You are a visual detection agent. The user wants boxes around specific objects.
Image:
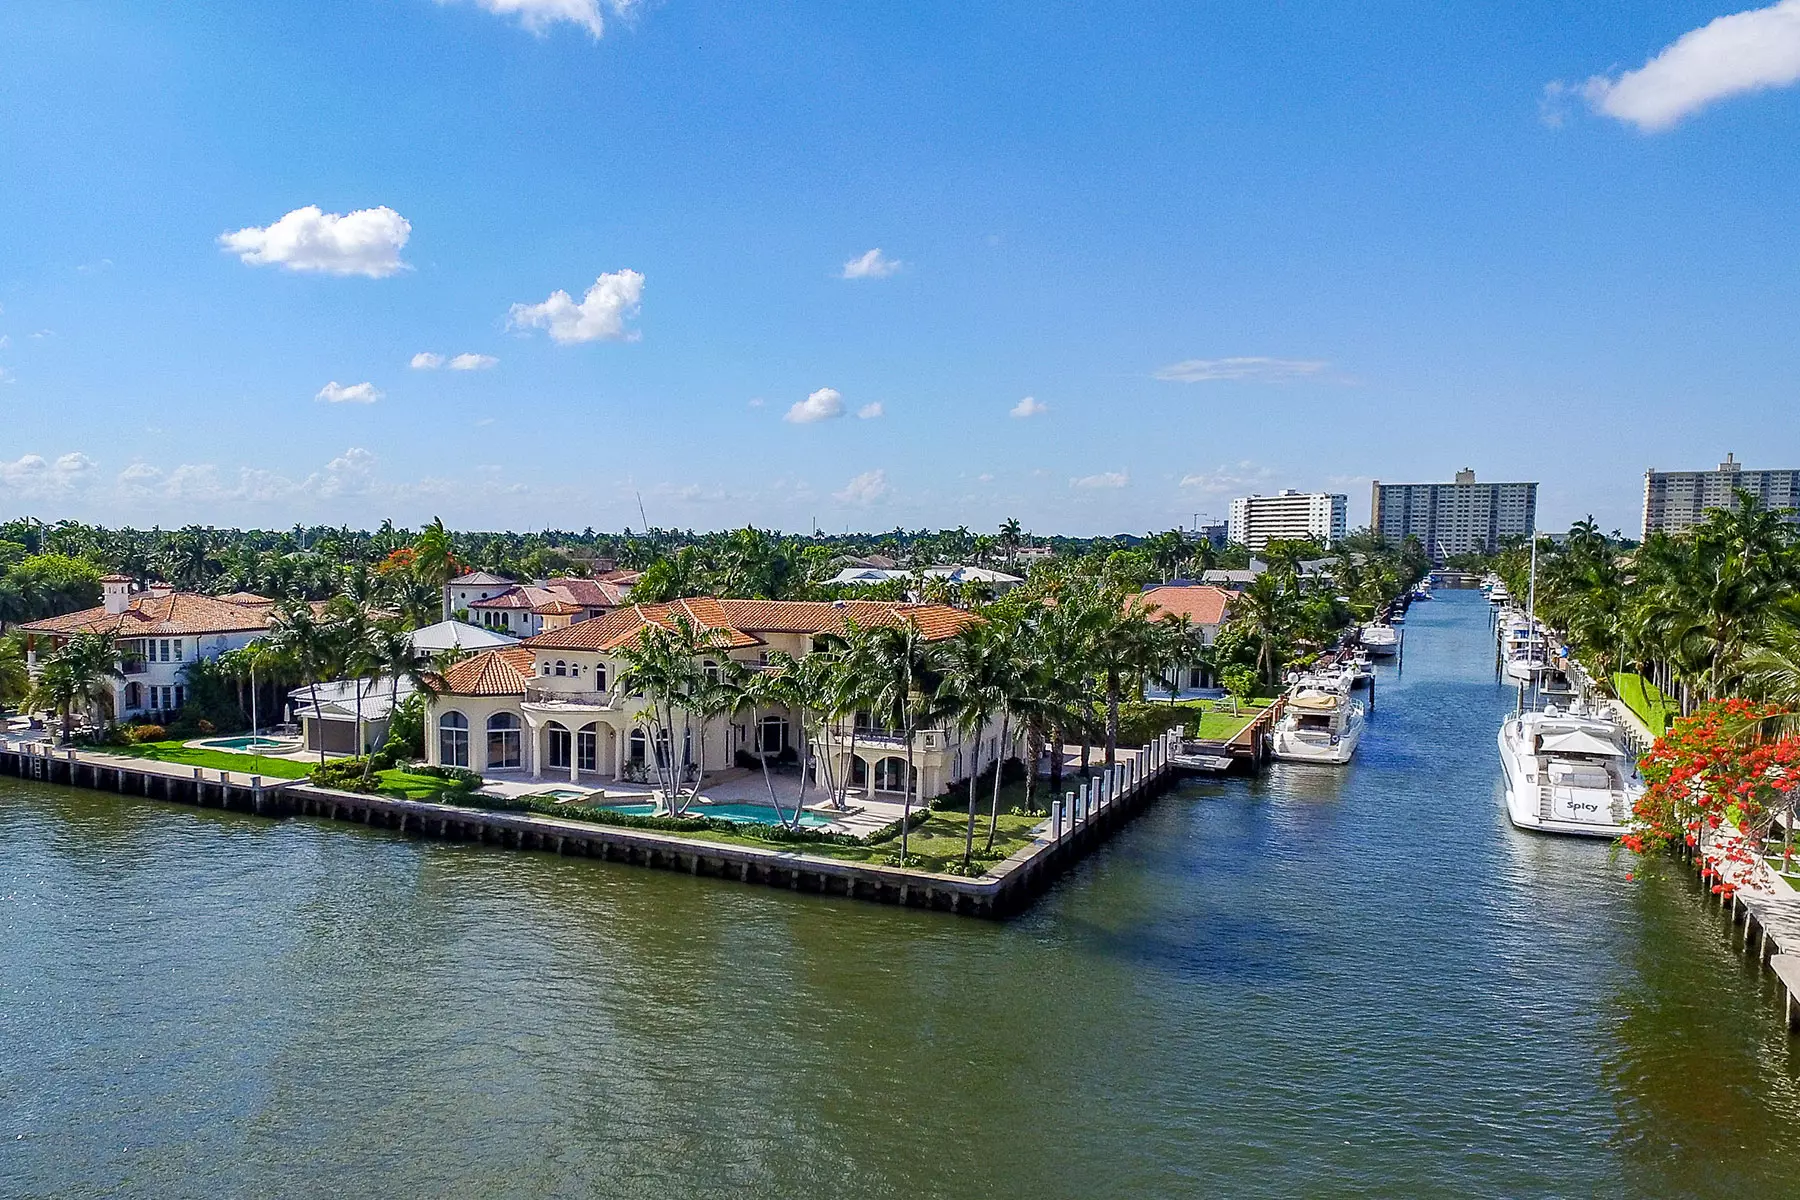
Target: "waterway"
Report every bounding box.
[5,591,1800,1198]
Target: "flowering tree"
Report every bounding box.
[1628,700,1800,890]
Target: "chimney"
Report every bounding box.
[101,575,133,616]
[146,581,174,599]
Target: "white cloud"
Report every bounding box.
[315,381,383,405]
[1010,395,1047,418]
[841,248,902,279]
[448,352,499,370]
[449,0,631,38]
[785,387,845,424]
[1153,357,1328,383]
[0,452,96,499]
[977,472,995,483]
[219,206,411,278]
[1072,471,1129,490]
[747,397,765,408]
[411,352,446,370]
[856,401,885,420]
[508,268,644,344]
[309,447,378,498]
[1576,0,1800,131]
[1179,460,1277,494]
[834,468,890,504]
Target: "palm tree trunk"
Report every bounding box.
[1105,670,1120,768]
[986,711,1010,852]
[900,727,917,861]
[962,731,980,871]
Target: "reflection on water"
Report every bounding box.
[4,592,1800,1198]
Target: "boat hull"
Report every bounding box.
[1496,721,1634,838]
[1273,709,1365,764]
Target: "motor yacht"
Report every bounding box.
[1271,680,1366,764]
[1361,623,1400,657]
[1497,704,1641,837]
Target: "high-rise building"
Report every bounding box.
[1227,490,1348,550]
[1370,469,1537,561]
[1642,454,1800,538]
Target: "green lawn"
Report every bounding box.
[1119,698,1268,745]
[1612,673,1679,734]
[375,768,467,799]
[97,739,316,779]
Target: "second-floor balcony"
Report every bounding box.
[821,723,953,753]
[121,659,151,677]
[523,680,623,710]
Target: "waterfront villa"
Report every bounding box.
[1132,584,1235,695]
[424,597,1019,800]
[824,564,1025,597]
[18,577,280,723]
[443,571,636,637]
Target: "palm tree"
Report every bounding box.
[0,634,29,711]
[361,620,434,784]
[411,518,460,590]
[1232,571,1297,685]
[866,619,948,862]
[29,632,123,742]
[269,600,341,764]
[942,622,1009,871]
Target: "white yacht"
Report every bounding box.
[1272,682,1366,764]
[1361,623,1400,657]
[1488,583,1511,606]
[1497,704,1641,837]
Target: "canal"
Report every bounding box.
[4,590,1800,1197]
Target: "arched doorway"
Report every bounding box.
[546,720,571,771]
[873,756,913,794]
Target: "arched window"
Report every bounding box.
[439,711,469,767]
[595,665,608,692]
[554,660,567,677]
[577,723,599,772]
[546,720,571,769]
[629,729,647,766]
[487,711,522,769]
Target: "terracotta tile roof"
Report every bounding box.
[468,579,627,612]
[19,592,282,639]
[546,577,629,607]
[1132,585,1234,627]
[469,589,539,610]
[436,646,536,696]
[520,597,977,653]
[215,591,274,605]
[530,600,584,616]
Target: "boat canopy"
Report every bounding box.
[1538,728,1621,757]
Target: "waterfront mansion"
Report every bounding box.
[18,576,280,723]
[426,597,1020,801]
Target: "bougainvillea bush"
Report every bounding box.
[1629,699,1800,864]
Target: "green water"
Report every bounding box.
[5,591,1800,1197]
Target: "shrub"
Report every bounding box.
[309,757,381,793]
[128,724,167,744]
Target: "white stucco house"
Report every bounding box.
[422,597,1020,801]
[19,577,281,724]
[443,571,637,637]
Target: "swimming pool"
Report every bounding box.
[193,735,301,753]
[599,801,835,828]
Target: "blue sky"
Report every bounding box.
[2,0,1798,537]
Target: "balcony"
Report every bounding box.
[523,680,620,711]
[121,659,150,677]
[823,724,952,753]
